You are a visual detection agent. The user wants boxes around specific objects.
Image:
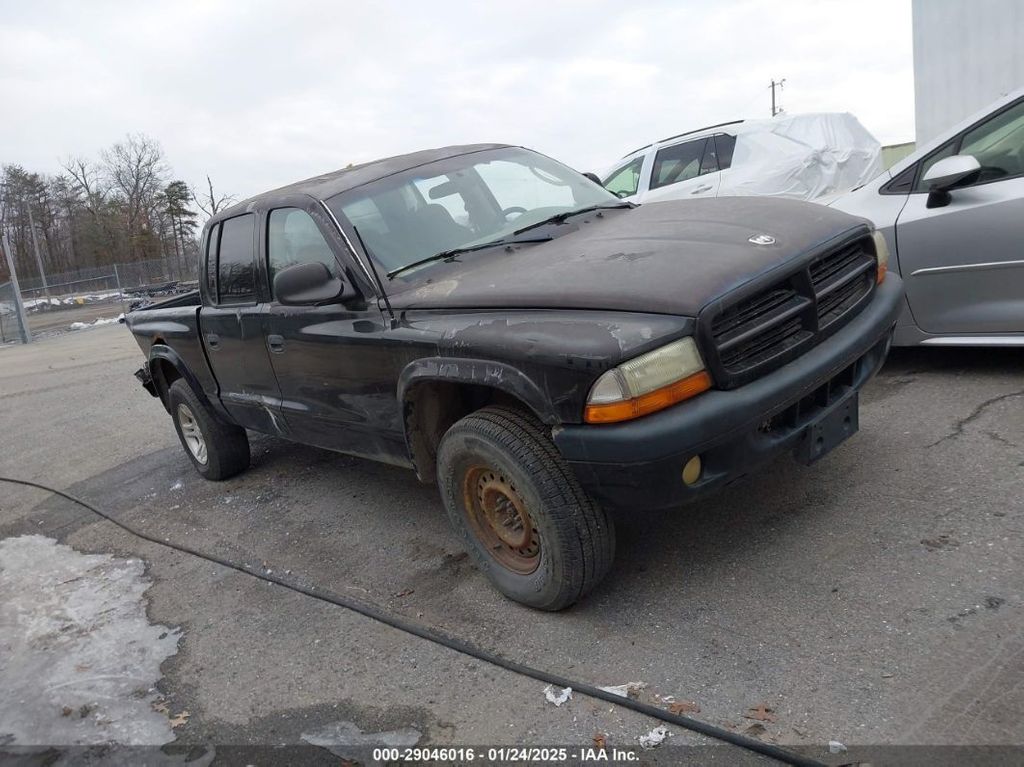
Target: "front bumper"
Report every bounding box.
[553,275,904,510]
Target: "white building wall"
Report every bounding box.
[912,0,1024,144]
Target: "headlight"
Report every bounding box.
[871,230,889,284]
[584,336,712,424]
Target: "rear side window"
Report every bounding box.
[217,214,256,303]
[205,223,220,299]
[699,140,719,174]
[714,134,736,170]
[267,208,341,296]
[651,138,707,189]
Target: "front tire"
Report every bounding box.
[168,379,250,481]
[436,406,615,610]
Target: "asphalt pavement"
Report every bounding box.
[1,324,1021,762]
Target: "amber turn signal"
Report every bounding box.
[584,370,712,424]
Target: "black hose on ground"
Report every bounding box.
[1,475,825,767]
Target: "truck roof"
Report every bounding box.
[216,143,511,220]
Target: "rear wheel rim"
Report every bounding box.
[177,404,208,465]
[462,464,540,575]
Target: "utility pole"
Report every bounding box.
[25,200,50,299]
[770,78,786,117]
[1,227,32,344]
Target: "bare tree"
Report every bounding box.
[101,134,169,260]
[192,175,235,218]
[62,156,106,214]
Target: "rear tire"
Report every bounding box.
[436,406,615,610]
[168,379,250,481]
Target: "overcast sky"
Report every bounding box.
[1,0,914,201]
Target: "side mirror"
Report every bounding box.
[273,262,351,306]
[581,171,603,185]
[923,154,981,208]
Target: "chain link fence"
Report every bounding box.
[2,257,198,343]
[19,257,198,303]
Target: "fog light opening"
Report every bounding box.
[682,455,702,486]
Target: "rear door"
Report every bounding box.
[641,136,721,202]
[894,97,1024,334]
[201,212,283,433]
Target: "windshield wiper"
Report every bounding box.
[512,201,635,236]
[386,233,552,280]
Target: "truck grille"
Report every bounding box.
[703,234,876,388]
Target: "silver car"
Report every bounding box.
[831,87,1024,346]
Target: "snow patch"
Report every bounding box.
[70,314,124,330]
[0,535,181,745]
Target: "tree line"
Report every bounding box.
[0,134,234,288]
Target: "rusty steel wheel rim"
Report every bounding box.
[462,465,540,575]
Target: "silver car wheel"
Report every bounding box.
[177,404,208,465]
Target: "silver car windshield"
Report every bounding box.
[326,147,616,277]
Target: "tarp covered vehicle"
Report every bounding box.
[601,113,883,204]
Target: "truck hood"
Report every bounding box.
[386,197,868,316]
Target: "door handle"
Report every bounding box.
[205,333,220,350]
[691,185,713,194]
[267,334,285,353]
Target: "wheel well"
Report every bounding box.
[151,357,183,412]
[404,381,534,485]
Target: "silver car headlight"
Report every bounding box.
[584,336,711,424]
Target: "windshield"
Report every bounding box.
[326,147,616,277]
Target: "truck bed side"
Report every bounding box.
[125,299,221,415]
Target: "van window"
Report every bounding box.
[714,134,736,170]
[651,138,708,190]
[602,156,644,197]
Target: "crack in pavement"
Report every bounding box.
[927,389,1024,448]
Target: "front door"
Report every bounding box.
[895,97,1024,335]
[259,204,409,465]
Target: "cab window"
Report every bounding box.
[205,222,220,300]
[267,208,341,297]
[217,214,256,303]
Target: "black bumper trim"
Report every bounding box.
[553,275,903,510]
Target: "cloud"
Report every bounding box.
[0,0,913,201]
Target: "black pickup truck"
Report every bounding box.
[127,144,903,610]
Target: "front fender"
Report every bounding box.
[397,356,558,425]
